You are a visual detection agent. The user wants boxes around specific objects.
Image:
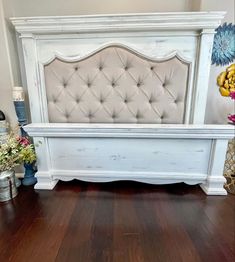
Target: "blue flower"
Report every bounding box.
[212,23,235,66]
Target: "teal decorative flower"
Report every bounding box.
[212,23,235,66]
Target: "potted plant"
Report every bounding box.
[0,132,37,201]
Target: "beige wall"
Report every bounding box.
[0,0,17,127]
[200,0,235,124]
[0,0,234,126]
[9,0,192,16]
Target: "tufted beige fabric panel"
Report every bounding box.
[44,46,189,123]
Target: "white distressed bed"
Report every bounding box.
[11,12,234,195]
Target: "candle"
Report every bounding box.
[13,86,25,101]
[12,87,27,125]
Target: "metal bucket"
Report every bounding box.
[0,170,18,202]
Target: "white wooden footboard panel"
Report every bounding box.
[24,124,234,195]
[48,138,211,173]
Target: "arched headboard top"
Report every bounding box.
[44,45,189,124]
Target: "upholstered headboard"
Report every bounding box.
[44,45,189,124]
[11,13,225,124]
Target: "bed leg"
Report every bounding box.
[200,139,228,195]
[34,172,58,190]
[200,177,227,195]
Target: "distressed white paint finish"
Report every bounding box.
[37,35,197,63]
[10,12,225,34]
[191,30,215,124]
[24,124,235,194]
[20,36,42,123]
[25,123,234,139]
[200,139,229,195]
[48,138,211,173]
[33,137,58,189]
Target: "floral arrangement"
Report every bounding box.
[212,23,235,66]
[0,132,37,172]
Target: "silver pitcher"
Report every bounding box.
[0,170,18,202]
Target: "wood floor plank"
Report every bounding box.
[166,189,234,262]
[0,186,78,262]
[113,187,145,262]
[0,181,234,262]
[55,184,98,262]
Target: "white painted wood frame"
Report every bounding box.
[24,123,234,195]
[11,12,235,194]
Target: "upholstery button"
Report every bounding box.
[88,113,93,118]
[63,83,67,88]
[100,98,104,104]
[124,99,128,103]
[112,113,116,119]
[162,83,165,87]
[112,82,116,87]
[150,66,154,70]
[53,99,57,103]
[99,66,103,71]
[74,66,78,71]
[137,83,141,87]
[76,98,80,103]
[87,83,91,88]
[124,66,128,71]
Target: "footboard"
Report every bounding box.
[24,124,234,195]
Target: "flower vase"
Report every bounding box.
[15,175,21,187]
[0,170,18,202]
[22,162,37,186]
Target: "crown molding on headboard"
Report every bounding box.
[11,12,225,35]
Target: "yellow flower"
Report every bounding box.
[217,64,235,97]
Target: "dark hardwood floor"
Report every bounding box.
[0,181,234,262]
